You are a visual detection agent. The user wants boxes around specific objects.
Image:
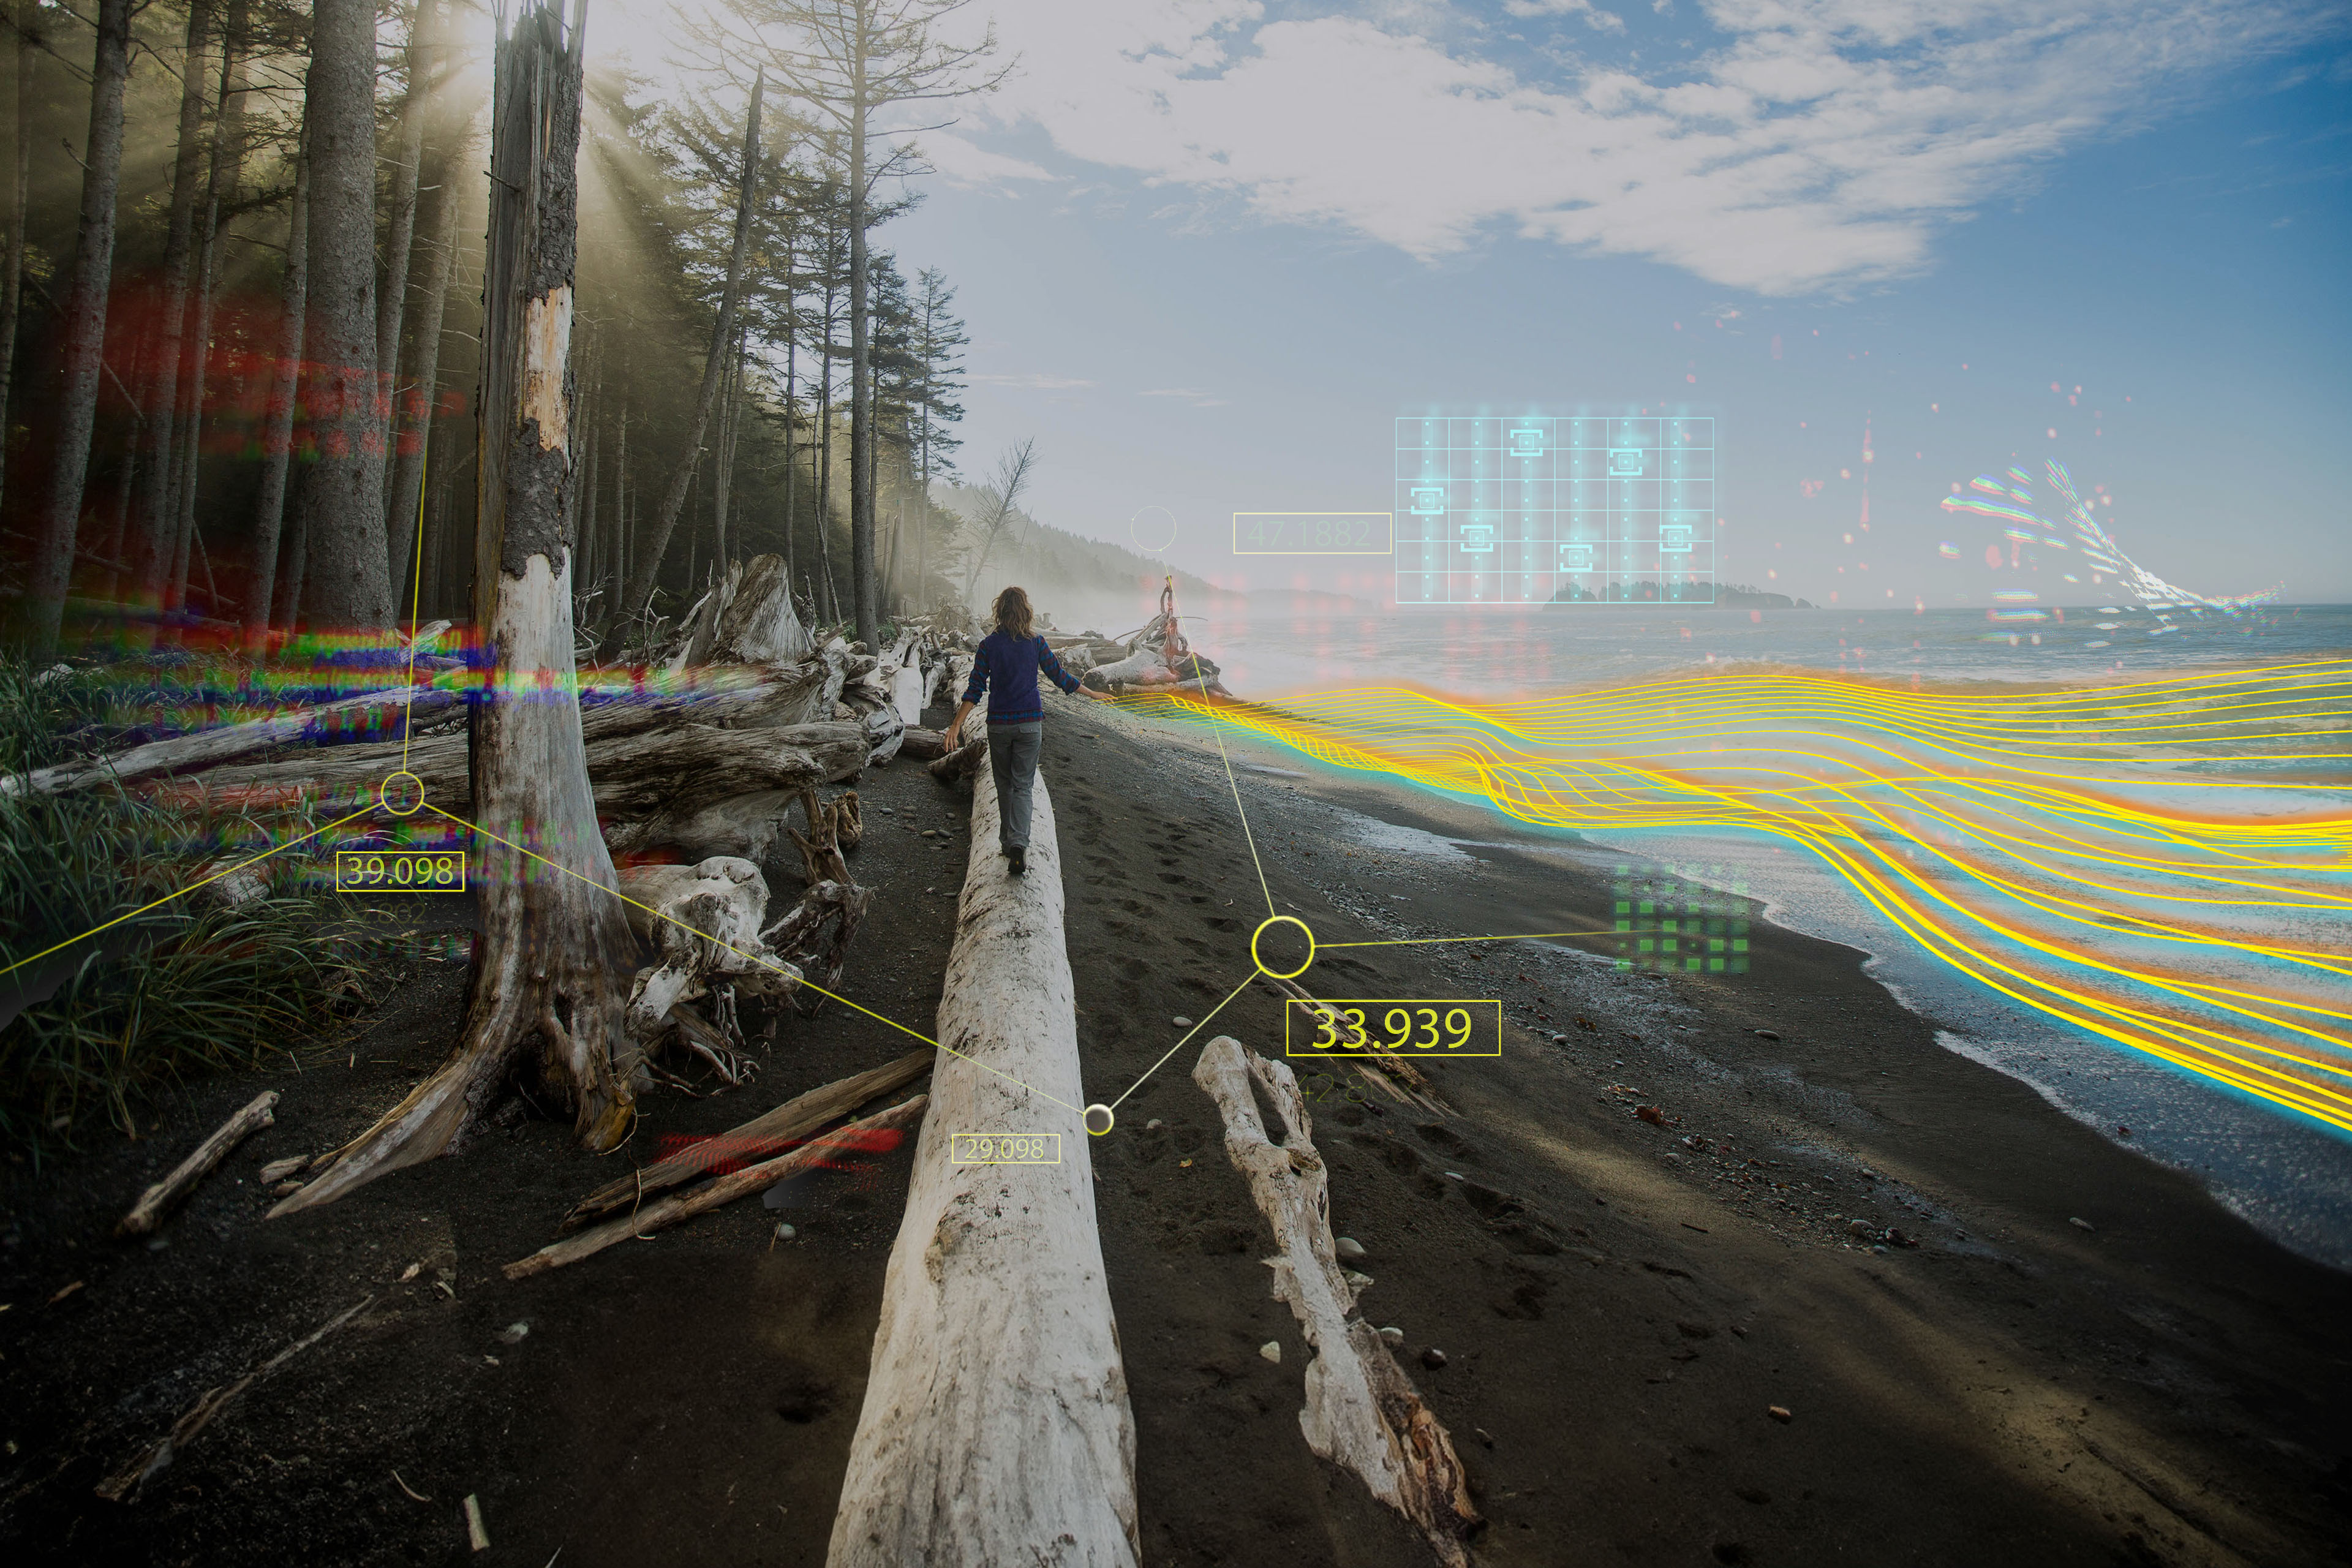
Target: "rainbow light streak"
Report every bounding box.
[1134,663,2352,1134]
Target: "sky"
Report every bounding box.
[589,0,2352,610]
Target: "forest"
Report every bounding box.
[0,0,982,658]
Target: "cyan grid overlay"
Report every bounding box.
[1395,413,1717,608]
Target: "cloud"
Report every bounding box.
[917,130,1063,189]
[1502,0,1627,31]
[1138,387,1229,406]
[970,372,1098,390]
[946,0,2345,295]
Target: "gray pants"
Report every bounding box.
[987,722,1044,851]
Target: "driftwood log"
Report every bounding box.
[191,717,864,822]
[827,767,1137,1567]
[899,726,946,763]
[788,785,854,886]
[503,1095,928,1280]
[6,684,457,797]
[925,737,985,785]
[1192,1036,1480,1566]
[116,1091,279,1236]
[564,1047,934,1226]
[94,1294,375,1502]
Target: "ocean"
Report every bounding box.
[1200,602,2352,1269]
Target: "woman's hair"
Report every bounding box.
[991,585,1035,639]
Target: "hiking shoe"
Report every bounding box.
[1008,846,1027,875]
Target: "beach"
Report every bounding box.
[3,677,2349,1566]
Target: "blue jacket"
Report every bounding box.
[963,630,1082,725]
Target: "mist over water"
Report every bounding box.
[1204,602,2352,1268]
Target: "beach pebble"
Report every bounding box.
[1145,1119,1164,1131]
[2069,1216,2097,1232]
[1753,1028,1782,1041]
[498,1321,531,1345]
[1551,1033,1569,1045]
[1421,1347,1449,1370]
[1344,1270,1374,1289]
[1172,1016,1194,1027]
[1335,1235,1367,1261]
[1259,1341,1283,1365]
[1378,1325,1406,1346]
[775,1223,796,1242]
[1768,1405,1793,1423]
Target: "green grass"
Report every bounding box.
[1,657,365,1164]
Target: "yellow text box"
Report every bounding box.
[1284,999,1502,1057]
[335,848,467,893]
[950,1132,1064,1165]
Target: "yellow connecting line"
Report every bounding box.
[1123,660,2352,1134]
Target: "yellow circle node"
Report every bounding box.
[1083,1103,1115,1136]
[380,771,425,816]
[1250,914,1316,980]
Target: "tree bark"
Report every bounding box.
[272,2,624,1218]
[0,1,34,519]
[379,0,443,591]
[847,53,878,653]
[295,0,393,636]
[127,0,216,629]
[247,110,308,644]
[20,0,132,654]
[165,5,249,624]
[386,110,478,625]
[827,764,1138,1566]
[620,68,763,624]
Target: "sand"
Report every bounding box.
[2,686,2347,1567]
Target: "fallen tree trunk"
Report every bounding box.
[190,718,865,819]
[504,1094,927,1280]
[827,767,1137,1567]
[1192,1036,1479,1566]
[117,1091,278,1236]
[6,685,456,797]
[564,1046,932,1226]
[898,726,946,763]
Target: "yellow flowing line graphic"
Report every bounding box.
[1120,659,2352,1134]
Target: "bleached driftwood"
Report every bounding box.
[5,684,456,797]
[504,1095,928,1280]
[663,554,814,669]
[899,726,947,763]
[787,785,854,887]
[116,1091,279,1236]
[1192,1036,1479,1566]
[827,767,1137,1567]
[891,644,926,726]
[564,1046,933,1226]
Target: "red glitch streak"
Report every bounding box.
[652,1124,907,1177]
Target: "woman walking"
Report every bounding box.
[945,586,1111,874]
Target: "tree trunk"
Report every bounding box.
[272,1,623,1219]
[781,288,797,584]
[0,2,33,519]
[379,0,443,590]
[815,265,840,625]
[620,69,763,625]
[712,323,742,569]
[248,107,309,644]
[126,0,216,630]
[846,72,879,653]
[828,764,1138,1565]
[296,0,393,635]
[165,10,249,625]
[20,0,132,655]
[386,110,478,627]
